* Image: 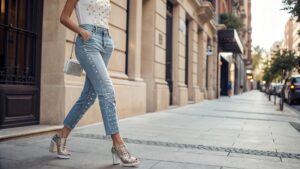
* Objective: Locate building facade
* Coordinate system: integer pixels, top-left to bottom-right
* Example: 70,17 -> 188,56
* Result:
217,0 -> 252,96
293,19 -> 300,54
1,0 -> 228,129
282,18 -> 294,51
282,17 -> 300,52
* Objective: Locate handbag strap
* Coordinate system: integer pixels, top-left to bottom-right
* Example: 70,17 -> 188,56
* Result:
70,34 -> 76,59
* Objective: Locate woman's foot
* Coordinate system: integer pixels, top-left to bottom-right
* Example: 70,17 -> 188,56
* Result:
49,134 -> 71,159
111,144 -> 140,167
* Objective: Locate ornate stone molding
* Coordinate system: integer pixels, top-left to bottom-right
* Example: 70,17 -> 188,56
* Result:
216,24 -> 226,30
193,0 -> 202,6
197,1 -> 214,23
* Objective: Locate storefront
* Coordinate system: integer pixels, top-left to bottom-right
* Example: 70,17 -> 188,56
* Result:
218,29 -> 244,96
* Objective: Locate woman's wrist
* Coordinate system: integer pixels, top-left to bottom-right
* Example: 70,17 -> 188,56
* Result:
78,28 -> 85,36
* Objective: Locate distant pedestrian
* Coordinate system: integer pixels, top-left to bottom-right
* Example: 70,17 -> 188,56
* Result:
49,0 -> 140,167
228,81 -> 232,97
240,85 -> 244,94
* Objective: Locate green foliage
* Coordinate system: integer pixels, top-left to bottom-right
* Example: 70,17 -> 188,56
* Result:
265,49 -> 300,110
219,13 -> 244,31
274,50 -> 299,77
282,0 -> 300,22
262,65 -> 273,85
265,49 -> 300,83
252,46 -> 265,70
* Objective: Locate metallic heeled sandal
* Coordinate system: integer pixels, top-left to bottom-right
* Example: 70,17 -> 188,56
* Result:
111,144 -> 140,167
49,134 -> 71,159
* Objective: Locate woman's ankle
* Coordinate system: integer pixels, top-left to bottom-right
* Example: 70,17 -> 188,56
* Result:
60,126 -> 71,138
111,134 -> 124,146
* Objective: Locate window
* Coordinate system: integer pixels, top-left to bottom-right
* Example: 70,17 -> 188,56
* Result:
0,0 -> 42,85
206,39 -> 211,89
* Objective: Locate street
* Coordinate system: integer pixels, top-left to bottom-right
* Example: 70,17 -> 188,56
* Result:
1,90 -> 300,169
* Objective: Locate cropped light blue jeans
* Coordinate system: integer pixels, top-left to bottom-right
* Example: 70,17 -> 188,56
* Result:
63,24 -> 119,135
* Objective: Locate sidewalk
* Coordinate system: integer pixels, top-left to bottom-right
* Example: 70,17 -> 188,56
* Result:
1,90 -> 300,169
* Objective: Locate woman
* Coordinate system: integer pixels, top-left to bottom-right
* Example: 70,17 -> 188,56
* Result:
49,0 -> 140,167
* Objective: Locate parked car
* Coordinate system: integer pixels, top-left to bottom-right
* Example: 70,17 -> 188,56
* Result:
265,85 -> 272,95
275,84 -> 284,97
267,83 -> 278,95
261,86 -> 266,92
284,75 -> 300,104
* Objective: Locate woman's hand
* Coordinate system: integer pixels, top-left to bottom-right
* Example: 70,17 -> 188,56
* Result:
79,29 -> 92,41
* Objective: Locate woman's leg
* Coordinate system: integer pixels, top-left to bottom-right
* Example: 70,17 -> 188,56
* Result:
61,77 -> 97,138
75,35 -> 120,136
50,77 -> 96,159
99,35 -> 139,165
98,37 -> 124,146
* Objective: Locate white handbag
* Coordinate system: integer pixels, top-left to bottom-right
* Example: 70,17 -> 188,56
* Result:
63,35 -> 84,76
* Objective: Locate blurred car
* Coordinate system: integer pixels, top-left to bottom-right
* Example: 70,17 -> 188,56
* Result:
265,85 -> 272,95
275,83 -> 284,97
284,75 -> 300,104
267,83 -> 278,95
261,86 -> 266,92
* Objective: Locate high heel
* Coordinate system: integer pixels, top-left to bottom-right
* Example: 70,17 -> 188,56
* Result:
49,139 -> 57,153
111,147 -> 121,165
112,144 -> 140,167
49,134 -> 71,159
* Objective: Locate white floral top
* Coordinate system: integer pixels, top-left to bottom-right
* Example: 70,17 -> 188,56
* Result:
75,0 -> 111,29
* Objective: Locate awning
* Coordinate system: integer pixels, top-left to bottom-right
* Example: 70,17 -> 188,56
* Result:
218,29 -> 244,54
219,52 -> 232,63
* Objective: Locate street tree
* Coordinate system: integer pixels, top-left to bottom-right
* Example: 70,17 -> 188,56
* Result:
252,46 -> 265,82
267,49 -> 300,110
252,46 -> 264,70
282,0 -> 300,22
262,59 -> 274,101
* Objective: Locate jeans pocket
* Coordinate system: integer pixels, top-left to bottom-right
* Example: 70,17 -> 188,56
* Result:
79,31 -> 94,43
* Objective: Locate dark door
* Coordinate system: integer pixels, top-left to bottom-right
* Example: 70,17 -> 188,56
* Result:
234,63 -> 238,95
220,57 -> 229,96
166,0 -> 173,105
206,55 -> 209,90
0,0 -> 43,128
185,19 -> 189,86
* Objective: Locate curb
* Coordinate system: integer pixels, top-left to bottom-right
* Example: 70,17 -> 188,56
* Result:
284,103 -> 300,116
0,125 -> 62,141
